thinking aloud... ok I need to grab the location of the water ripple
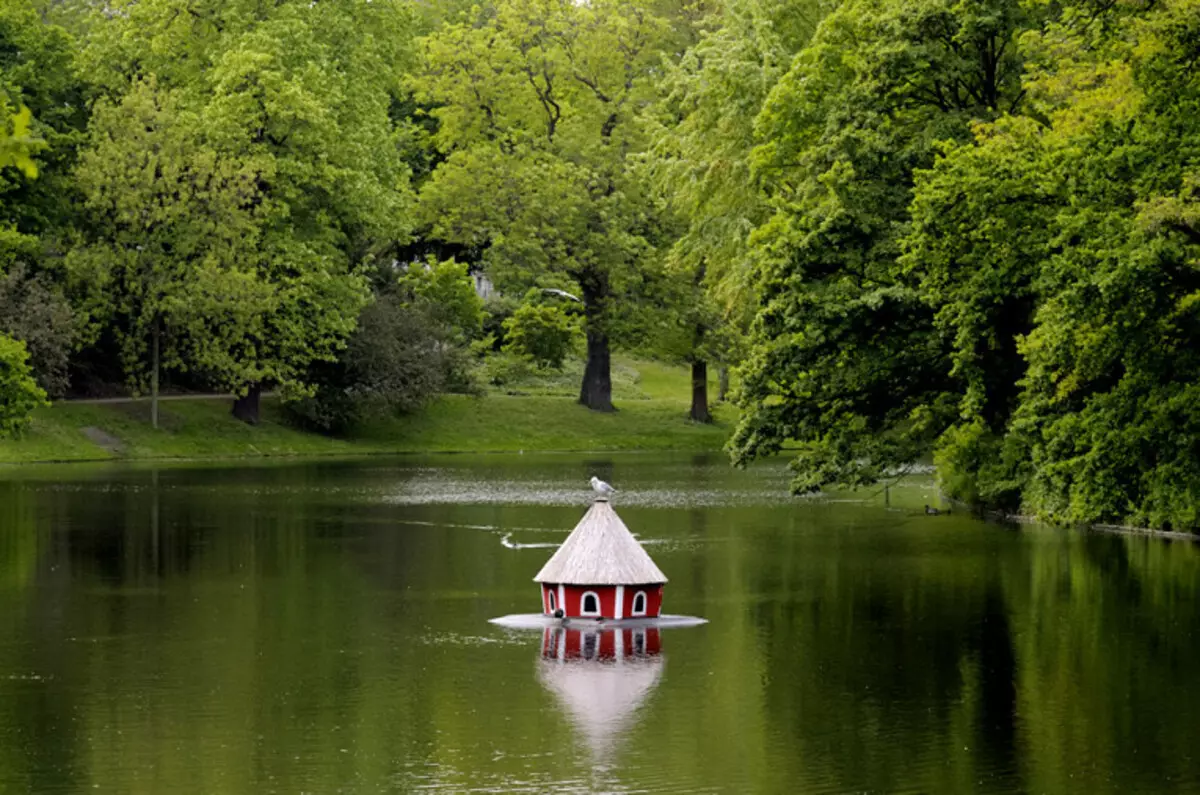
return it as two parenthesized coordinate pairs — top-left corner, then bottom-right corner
(383, 482), (815, 509)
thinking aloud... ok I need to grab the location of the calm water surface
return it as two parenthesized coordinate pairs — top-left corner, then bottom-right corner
(1, 453), (1198, 794)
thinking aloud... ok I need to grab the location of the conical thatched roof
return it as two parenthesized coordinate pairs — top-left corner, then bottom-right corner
(534, 499), (668, 585)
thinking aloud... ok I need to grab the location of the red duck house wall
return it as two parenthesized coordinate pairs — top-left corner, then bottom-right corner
(541, 583), (664, 619)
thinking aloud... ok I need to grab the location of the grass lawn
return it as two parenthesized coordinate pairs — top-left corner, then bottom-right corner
(0, 357), (736, 465)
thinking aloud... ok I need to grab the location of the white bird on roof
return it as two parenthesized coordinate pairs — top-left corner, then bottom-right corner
(590, 476), (616, 497)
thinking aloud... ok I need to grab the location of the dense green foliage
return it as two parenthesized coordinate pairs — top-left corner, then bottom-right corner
(0, 100), (40, 179)
(644, 0), (821, 381)
(412, 0), (691, 410)
(286, 292), (453, 433)
(732, 0), (1033, 489)
(0, 262), (74, 397)
(3, 0), (1200, 528)
(503, 299), (580, 370)
(728, 0), (1200, 529)
(396, 258), (485, 344)
(73, 0), (419, 401)
(0, 0), (87, 249)
(0, 332), (44, 436)
(0, 0), (710, 432)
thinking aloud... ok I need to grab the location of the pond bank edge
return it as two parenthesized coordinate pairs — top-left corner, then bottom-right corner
(0, 444), (734, 469)
(977, 506), (1200, 542)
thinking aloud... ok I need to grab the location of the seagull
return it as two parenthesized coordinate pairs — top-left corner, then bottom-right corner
(542, 287), (582, 303)
(591, 476), (616, 497)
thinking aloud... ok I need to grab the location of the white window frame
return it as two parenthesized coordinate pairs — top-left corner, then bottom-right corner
(547, 589), (557, 614)
(631, 590), (648, 617)
(580, 590), (601, 617)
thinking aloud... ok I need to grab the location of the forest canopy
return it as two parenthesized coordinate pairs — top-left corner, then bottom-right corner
(1, 0), (1199, 529)
(730, 0), (1200, 529)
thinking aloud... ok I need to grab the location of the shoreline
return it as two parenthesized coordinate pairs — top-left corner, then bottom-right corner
(6, 398), (1194, 542)
(0, 392), (735, 467)
(0, 445), (732, 469)
(980, 507), (1199, 542)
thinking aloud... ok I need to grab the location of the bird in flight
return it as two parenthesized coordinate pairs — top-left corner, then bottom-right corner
(542, 287), (581, 303)
(590, 476), (616, 497)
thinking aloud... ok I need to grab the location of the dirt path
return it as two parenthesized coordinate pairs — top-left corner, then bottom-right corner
(56, 394), (238, 405)
(80, 426), (124, 454)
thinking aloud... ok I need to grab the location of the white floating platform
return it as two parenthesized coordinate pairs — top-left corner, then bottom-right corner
(489, 613), (707, 630)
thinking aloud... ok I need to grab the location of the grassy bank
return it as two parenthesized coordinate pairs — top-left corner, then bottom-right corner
(0, 358), (736, 465)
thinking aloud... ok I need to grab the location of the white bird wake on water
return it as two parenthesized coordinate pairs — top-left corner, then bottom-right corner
(499, 532), (560, 550)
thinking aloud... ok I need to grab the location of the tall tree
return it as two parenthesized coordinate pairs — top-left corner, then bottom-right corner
(0, 96), (49, 432)
(0, 2), (82, 424)
(646, 0), (823, 420)
(0, 0), (89, 265)
(729, 0), (1033, 491)
(68, 79), (274, 428)
(726, 0), (1200, 530)
(414, 0), (675, 411)
(922, 0), (1200, 528)
(69, 0), (418, 421)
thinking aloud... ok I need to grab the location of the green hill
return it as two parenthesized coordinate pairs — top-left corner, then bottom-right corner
(0, 358), (735, 465)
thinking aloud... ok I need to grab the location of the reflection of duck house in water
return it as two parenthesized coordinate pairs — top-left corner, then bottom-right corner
(542, 625), (662, 661)
(538, 626), (664, 759)
(534, 495), (667, 620)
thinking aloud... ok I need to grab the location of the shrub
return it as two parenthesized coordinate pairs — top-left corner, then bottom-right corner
(0, 263), (75, 397)
(478, 351), (539, 390)
(285, 294), (446, 432)
(0, 332), (47, 437)
(934, 420), (1029, 513)
(480, 293), (519, 351)
(397, 258), (484, 341)
(502, 302), (579, 369)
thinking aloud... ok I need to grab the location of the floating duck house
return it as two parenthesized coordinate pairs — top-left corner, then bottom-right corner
(534, 496), (667, 620)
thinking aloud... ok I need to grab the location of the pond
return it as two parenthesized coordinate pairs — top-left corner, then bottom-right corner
(1, 453), (1198, 793)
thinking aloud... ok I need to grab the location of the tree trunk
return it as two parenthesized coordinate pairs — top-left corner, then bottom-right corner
(578, 270), (614, 412)
(579, 326), (614, 412)
(690, 359), (711, 423)
(150, 320), (160, 430)
(718, 365), (729, 403)
(232, 383), (261, 425)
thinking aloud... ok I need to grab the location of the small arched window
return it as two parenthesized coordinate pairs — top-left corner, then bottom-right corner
(632, 590), (647, 616)
(547, 589), (557, 614)
(581, 591), (601, 616)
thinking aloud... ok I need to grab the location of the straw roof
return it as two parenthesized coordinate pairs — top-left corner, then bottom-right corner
(533, 499), (668, 585)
